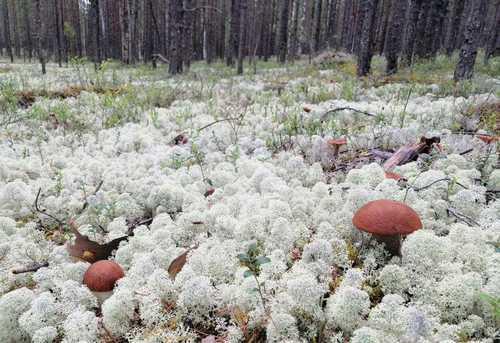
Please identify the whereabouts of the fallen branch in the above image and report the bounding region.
[447,207,481,227]
[34,188,65,226]
[152,54,169,64]
[411,177,468,192]
[459,148,473,155]
[370,149,393,160]
[320,107,377,122]
[12,262,49,274]
[79,180,104,213]
[383,136,440,171]
[198,116,244,132]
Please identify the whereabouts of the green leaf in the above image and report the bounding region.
[243,270,254,278]
[237,254,250,263]
[256,256,271,265]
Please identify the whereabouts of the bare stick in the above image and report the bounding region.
[198,116,243,132]
[412,177,468,192]
[320,107,377,122]
[34,188,65,226]
[447,207,481,227]
[80,180,104,213]
[12,262,49,274]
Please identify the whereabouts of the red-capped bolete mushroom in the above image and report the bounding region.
[328,138,347,158]
[83,260,124,304]
[384,171,406,182]
[352,199,422,256]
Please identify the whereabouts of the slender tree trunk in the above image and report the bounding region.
[484,0,500,63]
[446,0,465,55]
[290,0,301,58]
[384,0,407,74]
[10,0,20,58]
[356,0,379,76]
[454,0,488,81]
[54,0,63,66]
[237,0,247,74]
[168,0,183,74]
[34,0,45,73]
[278,0,290,63]
[22,0,32,61]
[228,0,241,66]
[327,0,337,49]
[2,0,13,62]
[401,0,423,66]
[314,0,323,52]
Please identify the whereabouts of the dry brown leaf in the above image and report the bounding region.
[168,250,189,279]
[66,220,130,263]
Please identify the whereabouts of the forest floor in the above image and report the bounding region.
[0,53,499,342]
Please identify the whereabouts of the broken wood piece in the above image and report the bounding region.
[382,136,440,171]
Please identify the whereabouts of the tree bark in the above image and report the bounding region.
[237,0,247,74]
[289,0,301,59]
[327,0,337,49]
[2,0,13,62]
[356,0,379,76]
[278,0,290,63]
[33,0,45,73]
[484,0,500,63]
[445,0,465,55]
[384,0,407,74]
[22,0,32,60]
[454,0,488,81]
[401,0,423,66]
[314,0,323,52]
[168,0,183,74]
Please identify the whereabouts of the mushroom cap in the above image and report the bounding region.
[328,137,347,146]
[83,260,124,292]
[384,171,405,181]
[352,199,422,236]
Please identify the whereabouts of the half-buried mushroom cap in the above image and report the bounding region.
[83,260,124,301]
[353,199,422,236]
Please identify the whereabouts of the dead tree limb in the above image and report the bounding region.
[152,54,169,64]
[12,262,49,274]
[320,107,377,122]
[447,207,481,227]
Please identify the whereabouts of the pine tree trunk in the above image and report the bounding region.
[227,0,241,66]
[384,0,406,74]
[278,0,290,63]
[184,0,194,69]
[237,0,247,74]
[327,0,337,49]
[445,0,465,55]
[54,0,63,67]
[10,0,20,58]
[454,0,488,81]
[2,0,13,62]
[356,0,378,76]
[34,0,45,73]
[401,0,423,66]
[22,0,32,61]
[168,0,183,74]
[289,0,301,59]
[314,0,323,52]
[484,0,500,63]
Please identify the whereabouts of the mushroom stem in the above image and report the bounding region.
[373,234,402,256]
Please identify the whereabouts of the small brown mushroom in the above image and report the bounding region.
[384,171,406,182]
[303,106,312,113]
[328,137,347,158]
[83,260,124,304]
[476,134,499,144]
[352,199,422,255]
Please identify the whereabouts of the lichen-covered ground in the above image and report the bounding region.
[0,55,499,342]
